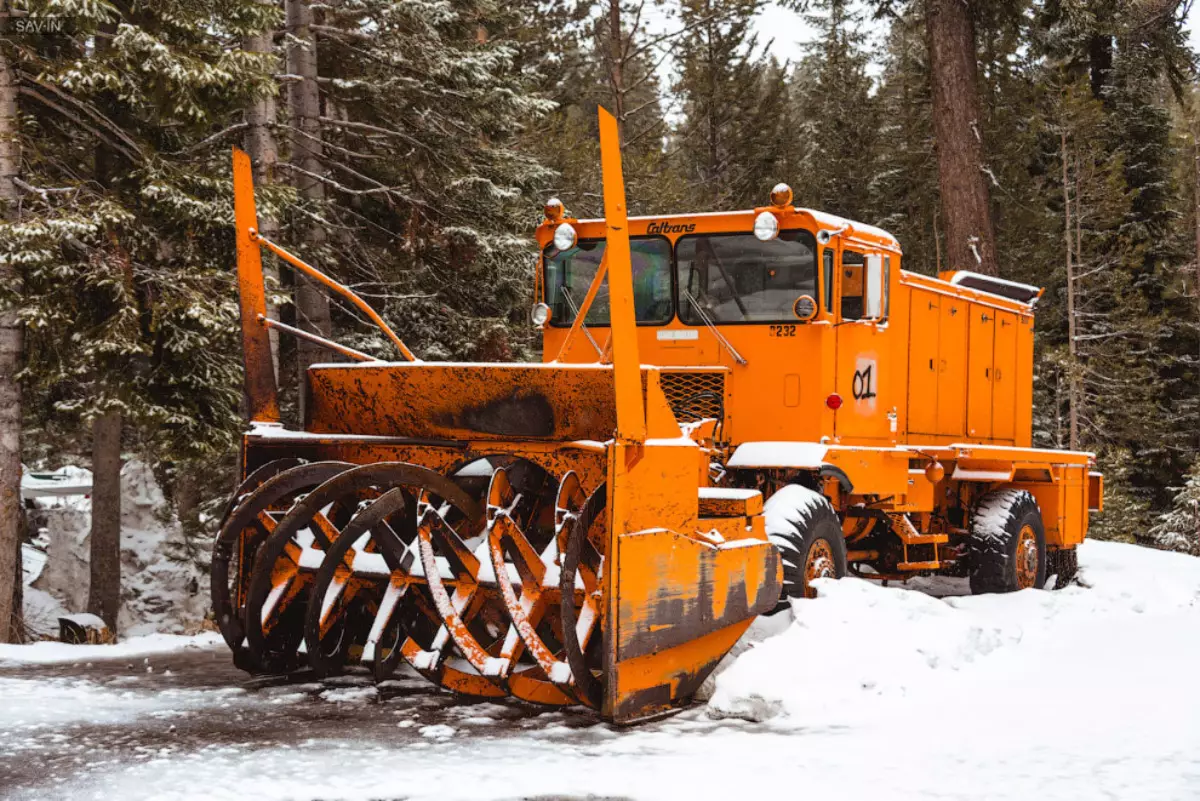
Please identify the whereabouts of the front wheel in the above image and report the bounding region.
[968,489,1047,594]
[764,485,848,613]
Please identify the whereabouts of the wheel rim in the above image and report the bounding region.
[803,539,836,598]
[1015,524,1039,589]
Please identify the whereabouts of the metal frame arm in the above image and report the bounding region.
[555,252,608,362]
[231,146,418,425]
[251,231,417,363]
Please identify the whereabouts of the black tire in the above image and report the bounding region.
[968,489,1047,594]
[1046,547,1079,589]
[764,484,847,613]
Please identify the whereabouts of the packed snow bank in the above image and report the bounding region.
[25,460,208,636]
[0,632,221,667]
[707,540,1200,726]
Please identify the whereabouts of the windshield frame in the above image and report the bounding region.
[541,234,675,328]
[674,228,821,326]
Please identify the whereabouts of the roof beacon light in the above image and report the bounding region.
[770,182,793,208]
[544,197,565,223]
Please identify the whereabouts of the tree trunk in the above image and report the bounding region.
[286,0,331,421]
[1193,123,1200,326]
[87,410,123,633]
[245,2,281,383]
[1061,129,1079,451]
[926,0,997,275]
[607,0,625,142]
[1087,33,1113,103]
[0,36,23,643]
[175,468,200,539]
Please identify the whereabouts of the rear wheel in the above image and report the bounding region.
[764,485,847,612]
[968,489,1047,594]
[1046,547,1078,589]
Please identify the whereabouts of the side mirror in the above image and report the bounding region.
[865,254,884,319]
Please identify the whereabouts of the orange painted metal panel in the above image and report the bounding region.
[1015,314,1035,447]
[598,108,646,444]
[992,311,1018,442]
[908,292,940,435]
[231,147,280,423]
[307,363,620,441]
[936,296,968,438]
[967,304,995,440]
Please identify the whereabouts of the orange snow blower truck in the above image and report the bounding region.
[214,108,1099,724]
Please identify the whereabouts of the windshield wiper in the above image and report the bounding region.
[682,288,747,366]
[560,287,604,358]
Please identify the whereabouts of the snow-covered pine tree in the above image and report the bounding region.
[1148,461,1200,555]
[672,0,766,208]
[272,0,554,362]
[789,0,879,223]
[870,7,939,274]
[7,0,281,626]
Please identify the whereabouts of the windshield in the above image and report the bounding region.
[543,237,672,326]
[676,231,818,324]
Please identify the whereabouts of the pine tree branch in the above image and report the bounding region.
[626,12,731,63]
[17,87,141,164]
[170,123,248,155]
[17,72,142,158]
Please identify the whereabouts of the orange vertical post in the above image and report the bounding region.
[597,108,646,442]
[231,147,280,423]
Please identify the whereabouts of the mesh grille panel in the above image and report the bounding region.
[659,371,726,423]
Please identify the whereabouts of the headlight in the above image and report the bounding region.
[753,211,779,241]
[531,302,551,326]
[553,222,577,251]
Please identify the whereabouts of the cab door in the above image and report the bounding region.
[835,249,893,443]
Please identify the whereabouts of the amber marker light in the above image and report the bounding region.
[770,182,793,208]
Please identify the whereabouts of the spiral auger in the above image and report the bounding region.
[239,462,479,675]
[266,458,612,707]
[211,460,354,670]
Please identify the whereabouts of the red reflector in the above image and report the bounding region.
[826,393,843,411]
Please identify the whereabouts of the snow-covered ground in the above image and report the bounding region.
[2,540,1198,800]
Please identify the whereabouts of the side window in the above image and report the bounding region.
[840,250,889,322]
[823,249,835,313]
[840,250,865,320]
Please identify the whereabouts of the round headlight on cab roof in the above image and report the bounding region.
[753,211,779,242]
[531,302,551,327]
[553,222,577,251]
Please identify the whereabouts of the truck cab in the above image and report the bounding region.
[534,186,1036,451]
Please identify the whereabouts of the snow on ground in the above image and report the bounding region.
[2,541,1199,801]
[0,632,221,667]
